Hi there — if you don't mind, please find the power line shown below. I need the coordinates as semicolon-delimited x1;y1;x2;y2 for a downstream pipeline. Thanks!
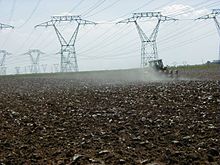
160;30;216;53
196;9;220;60
36;26;65;50
80;48;139;60
81;0;107;16
69;0;86;13
77;1;178;57
118;12;177;67
17;0;42;28
15;29;36;53
80;46;139;59
79;37;138;57
149;1;219;48
8;0;17;23
154;2;220;49
84;0;122;18
28;2;182;57
158;22;211;46
109;0;164;22
80;30;216;61
4;0;220;72
78;25;133;54
139;1;220;53
1;0;17;48
81;54;137;61
167;0;220;17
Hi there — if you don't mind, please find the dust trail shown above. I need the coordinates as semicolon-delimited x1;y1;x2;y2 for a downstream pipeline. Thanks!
48;68;173;83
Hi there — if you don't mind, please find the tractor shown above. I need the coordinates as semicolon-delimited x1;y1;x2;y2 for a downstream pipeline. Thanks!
148;59;178;78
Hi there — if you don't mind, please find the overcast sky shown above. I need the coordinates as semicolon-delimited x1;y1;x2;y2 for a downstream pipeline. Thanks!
0;0;219;74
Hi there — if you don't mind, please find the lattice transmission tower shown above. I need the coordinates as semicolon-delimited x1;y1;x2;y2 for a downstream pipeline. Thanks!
41;64;47;73
35;16;96;72
196;9;220;61
0;50;11;75
118;12;177;68
0;23;13;75
53;64;59;73
15;67;20;75
23;49;44;74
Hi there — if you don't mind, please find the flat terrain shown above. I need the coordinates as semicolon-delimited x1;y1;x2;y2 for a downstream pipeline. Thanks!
0;66;220;164
177;64;220;80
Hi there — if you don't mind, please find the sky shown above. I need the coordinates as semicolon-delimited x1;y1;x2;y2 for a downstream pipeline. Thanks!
0;0;219;74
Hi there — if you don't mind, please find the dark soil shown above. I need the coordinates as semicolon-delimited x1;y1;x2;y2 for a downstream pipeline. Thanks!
0;75;220;164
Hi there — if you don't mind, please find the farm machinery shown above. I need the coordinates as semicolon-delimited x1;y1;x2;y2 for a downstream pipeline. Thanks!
147;59;178;78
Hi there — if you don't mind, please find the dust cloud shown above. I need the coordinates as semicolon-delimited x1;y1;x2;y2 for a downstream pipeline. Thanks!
50;68;171;83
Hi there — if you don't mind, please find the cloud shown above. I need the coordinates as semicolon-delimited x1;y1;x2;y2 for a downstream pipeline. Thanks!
160;4;209;18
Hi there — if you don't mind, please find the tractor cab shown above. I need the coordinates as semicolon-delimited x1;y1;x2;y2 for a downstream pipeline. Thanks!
148;59;166;71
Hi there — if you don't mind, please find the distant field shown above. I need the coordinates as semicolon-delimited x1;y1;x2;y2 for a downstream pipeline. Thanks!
4;63;220;81
5;68;170;82
175;64;220;80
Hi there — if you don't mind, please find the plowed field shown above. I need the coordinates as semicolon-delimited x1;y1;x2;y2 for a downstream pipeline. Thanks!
0;69;219;164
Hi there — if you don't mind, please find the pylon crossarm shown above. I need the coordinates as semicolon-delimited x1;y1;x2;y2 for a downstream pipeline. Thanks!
196;14;215;20
23;49;44;67
0;50;11;55
212;9;220;15
78;19;97;25
38;16;96;27
196;9;220;61
133;12;161;18
52;15;81;22
195;9;220;20
35;20;54;28
0;23;14;30
24;49;44;56
117;16;136;24
134;21;150;42
160;15;178;22
30;49;45;55
196;10;220;36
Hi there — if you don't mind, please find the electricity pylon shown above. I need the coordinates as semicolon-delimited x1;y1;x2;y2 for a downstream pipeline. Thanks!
0;23;14;30
41;64;47;73
196;9;220;61
118;12;177;68
15;67;20;75
0;50;11;75
23;49;44;74
35;15;96;72
0;23;14;75
53;64;59;73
